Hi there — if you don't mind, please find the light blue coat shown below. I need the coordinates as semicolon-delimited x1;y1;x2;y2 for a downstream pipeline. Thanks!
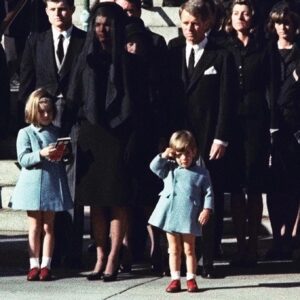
11;124;73;211
148;154;214;236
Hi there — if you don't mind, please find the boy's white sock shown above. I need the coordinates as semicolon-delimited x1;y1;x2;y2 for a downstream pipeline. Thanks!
186;272;196;280
29;257;40;269
171;271;181;280
41;257;52;269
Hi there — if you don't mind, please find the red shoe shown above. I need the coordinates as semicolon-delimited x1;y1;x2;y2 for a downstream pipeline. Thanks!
39;267;52;281
187;278;199;292
27;268;40;281
166;280;181;293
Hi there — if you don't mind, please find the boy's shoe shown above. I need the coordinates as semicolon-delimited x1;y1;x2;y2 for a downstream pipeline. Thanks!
27;268;40;281
39;267;52;281
187;278;199;292
166;280;181;293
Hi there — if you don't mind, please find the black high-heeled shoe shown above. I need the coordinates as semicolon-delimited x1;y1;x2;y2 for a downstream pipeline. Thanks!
86;270;104;281
102;269;118;282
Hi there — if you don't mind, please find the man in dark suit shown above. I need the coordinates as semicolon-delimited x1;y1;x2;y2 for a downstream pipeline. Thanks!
18;0;86;267
168;0;233;278
19;0;85;123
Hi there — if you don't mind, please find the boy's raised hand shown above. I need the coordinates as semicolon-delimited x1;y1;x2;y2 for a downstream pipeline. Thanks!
161;147;176;160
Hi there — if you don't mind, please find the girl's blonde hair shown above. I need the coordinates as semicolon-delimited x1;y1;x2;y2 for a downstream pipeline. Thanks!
169;130;198;155
25;88;57;126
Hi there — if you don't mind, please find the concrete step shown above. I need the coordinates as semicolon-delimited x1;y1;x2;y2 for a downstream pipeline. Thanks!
148;26;180;43
0;209;28;232
0;160;19;209
141;7;180;28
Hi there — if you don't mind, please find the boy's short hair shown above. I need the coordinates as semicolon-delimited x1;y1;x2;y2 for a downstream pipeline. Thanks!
25;88;57;126
179;0;213;23
169;130;198;154
43;0;75;8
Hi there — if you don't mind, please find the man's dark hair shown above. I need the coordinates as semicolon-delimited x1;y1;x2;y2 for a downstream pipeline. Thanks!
179;0;213;23
43;0;75;8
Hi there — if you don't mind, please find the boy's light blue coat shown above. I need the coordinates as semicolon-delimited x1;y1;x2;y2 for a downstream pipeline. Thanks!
148;154;214;236
11;124;73;211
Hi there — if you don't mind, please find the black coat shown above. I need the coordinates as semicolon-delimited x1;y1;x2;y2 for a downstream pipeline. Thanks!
168;36;234;191
224;36;270;192
268;40;300;192
64;46;149;207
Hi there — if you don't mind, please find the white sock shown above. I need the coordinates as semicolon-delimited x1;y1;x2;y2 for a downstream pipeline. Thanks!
171;271;181;280
29;257;40;269
41;257;52;269
186;272;196;280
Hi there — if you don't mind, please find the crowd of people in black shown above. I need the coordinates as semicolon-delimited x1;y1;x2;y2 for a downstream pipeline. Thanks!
1;0;300;287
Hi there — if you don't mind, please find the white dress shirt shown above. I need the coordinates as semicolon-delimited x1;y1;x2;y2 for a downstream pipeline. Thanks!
52;26;73;69
185;37;208;68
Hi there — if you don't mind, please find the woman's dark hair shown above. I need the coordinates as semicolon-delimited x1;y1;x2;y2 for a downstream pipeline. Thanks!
267;1;300;36
224;0;257;35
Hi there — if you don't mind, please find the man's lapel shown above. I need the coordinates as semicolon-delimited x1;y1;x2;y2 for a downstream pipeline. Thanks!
42;30;57;78
186;45;217;92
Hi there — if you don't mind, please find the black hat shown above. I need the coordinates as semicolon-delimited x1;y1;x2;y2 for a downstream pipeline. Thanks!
125;17;147;40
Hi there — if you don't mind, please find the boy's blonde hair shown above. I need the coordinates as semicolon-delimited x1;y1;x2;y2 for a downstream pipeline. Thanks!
169;130;198;154
25;88;57;126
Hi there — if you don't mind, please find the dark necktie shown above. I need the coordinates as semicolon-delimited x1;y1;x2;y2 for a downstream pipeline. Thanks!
187;48;195;78
57;34;64;64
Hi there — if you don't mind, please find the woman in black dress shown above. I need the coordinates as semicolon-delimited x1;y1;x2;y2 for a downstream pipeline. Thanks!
224;0;270;266
120;17;168;272
266;1;300;260
64;2;144;281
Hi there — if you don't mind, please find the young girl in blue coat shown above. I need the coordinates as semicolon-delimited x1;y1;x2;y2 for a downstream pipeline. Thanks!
11;88;73;281
148;130;214;293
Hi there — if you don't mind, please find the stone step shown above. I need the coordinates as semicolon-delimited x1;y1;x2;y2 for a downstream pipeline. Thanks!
0;160;19;209
148;26;180;43
0;209;28;232
141;7;180;28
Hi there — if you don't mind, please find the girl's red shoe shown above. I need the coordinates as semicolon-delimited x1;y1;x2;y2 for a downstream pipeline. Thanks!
27;268;40;281
166;279;181;293
39;267;52;281
187;278;199;292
